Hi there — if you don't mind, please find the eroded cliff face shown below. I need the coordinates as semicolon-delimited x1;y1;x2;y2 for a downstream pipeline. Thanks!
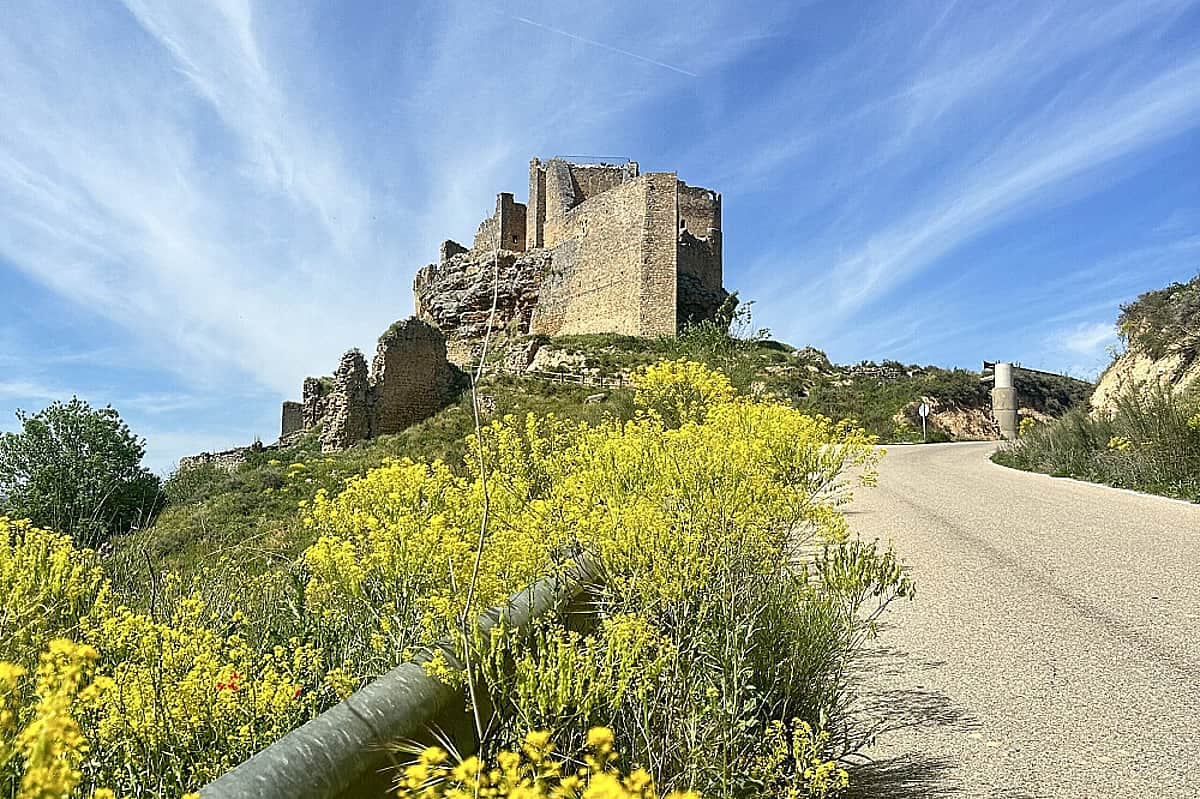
1091;348;1200;416
413;247;550;345
1092;273;1200;415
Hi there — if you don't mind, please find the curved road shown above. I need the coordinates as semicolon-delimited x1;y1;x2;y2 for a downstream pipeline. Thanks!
846;442;1200;798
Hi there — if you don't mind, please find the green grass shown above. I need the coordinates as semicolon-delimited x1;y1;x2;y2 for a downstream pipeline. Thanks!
112;326;1093;610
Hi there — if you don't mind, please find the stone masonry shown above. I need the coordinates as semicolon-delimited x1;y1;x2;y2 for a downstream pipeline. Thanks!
413;156;727;351
320;350;371;451
281;317;462;452
369;318;459;436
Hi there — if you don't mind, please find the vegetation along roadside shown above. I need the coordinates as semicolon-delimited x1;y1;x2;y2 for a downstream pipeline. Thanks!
1;359;912;798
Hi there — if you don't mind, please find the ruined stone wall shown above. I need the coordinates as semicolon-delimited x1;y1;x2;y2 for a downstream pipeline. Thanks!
281;401;303;437
471;193;528;255
677;232;728;326
530;173;678;337
675;183;722;292
542;160;639;248
369;318;459;435
567;163;636;205
301;377;330;430
179;440;265;472
527;159;547;248
677;183;721;239
278;319;462;453
542;160;577;248
320;350;370;452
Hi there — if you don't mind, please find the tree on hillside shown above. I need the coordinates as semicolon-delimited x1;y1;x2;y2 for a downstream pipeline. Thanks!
0;397;163;546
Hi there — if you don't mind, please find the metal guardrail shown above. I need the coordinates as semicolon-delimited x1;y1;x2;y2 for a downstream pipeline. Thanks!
201;556;600;799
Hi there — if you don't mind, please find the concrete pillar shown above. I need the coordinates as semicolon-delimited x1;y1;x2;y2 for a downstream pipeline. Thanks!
992;362;1018;440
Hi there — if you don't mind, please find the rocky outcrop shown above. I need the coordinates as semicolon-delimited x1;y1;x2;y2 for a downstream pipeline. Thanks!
1091;348;1200;416
413;246;550;343
676;271;730;329
896;397;996;440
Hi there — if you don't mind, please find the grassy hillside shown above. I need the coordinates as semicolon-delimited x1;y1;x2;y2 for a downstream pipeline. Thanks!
529;332;1089;442
106;376;635;603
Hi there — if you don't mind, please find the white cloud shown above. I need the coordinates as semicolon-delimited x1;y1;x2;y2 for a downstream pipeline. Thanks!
0;1;771;406
0;379;63;402
1060;321;1117;356
827;55;1200;314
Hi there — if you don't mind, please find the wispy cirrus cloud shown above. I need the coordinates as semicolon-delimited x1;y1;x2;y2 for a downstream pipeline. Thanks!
1060;321;1117;356
1;0;1197;467
828;54;1200;313
0;1;772;401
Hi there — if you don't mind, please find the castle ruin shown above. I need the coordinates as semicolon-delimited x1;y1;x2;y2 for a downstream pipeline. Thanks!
414;157;728;353
281;318;460;452
254;157;728;456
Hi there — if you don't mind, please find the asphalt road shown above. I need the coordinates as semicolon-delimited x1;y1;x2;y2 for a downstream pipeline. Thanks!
845;441;1200;799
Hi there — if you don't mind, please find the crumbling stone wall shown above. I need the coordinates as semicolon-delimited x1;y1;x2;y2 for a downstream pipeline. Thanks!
302;377;330;430
676;183;722;294
281;401;303;437
179;440;265;472
472;193;527;255
370;318;459;435
534;159;639;248
320;350;370;452
279;318;463;452
527;161;547;249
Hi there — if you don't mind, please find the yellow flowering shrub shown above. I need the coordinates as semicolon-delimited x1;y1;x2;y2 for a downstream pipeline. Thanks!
394;727;700;799
0;519;106;660
1;359;897;797
747;719;849;799
1107;435;1133;452
1188;412;1200;431
481;614;675;732
298;361;890;796
0;519;331;796
633;358;734;427
1018;416;1038;437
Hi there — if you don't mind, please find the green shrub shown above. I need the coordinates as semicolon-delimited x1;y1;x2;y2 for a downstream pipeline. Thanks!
163;462;226;505
0;398;163;546
994;384;1200;501
1117;272;1200;359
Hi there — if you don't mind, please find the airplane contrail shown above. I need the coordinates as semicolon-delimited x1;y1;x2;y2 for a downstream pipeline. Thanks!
501;12;699;78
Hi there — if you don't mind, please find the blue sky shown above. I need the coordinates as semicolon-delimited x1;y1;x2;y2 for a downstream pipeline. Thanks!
1;0;1198;473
